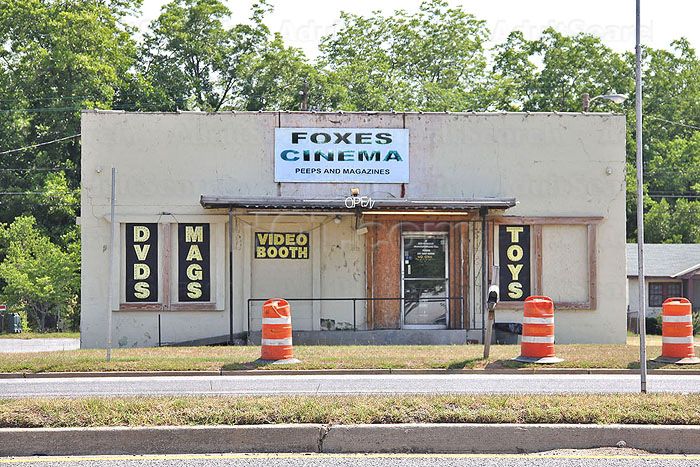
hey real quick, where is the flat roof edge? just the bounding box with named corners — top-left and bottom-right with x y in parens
top-left (200, 195), bottom-right (517, 211)
top-left (81, 109), bottom-right (624, 117)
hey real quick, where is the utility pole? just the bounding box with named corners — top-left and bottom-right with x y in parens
top-left (300, 79), bottom-right (309, 111)
top-left (635, 0), bottom-right (648, 394)
top-left (107, 167), bottom-right (116, 362)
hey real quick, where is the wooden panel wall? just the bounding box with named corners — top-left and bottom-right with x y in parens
top-left (366, 219), bottom-right (401, 329)
top-left (448, 224), bottom-right (461, 328)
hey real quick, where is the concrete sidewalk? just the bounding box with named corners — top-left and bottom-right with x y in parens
top-left (2, 424), bottom-right (699, 456)
top-left (2, 367), bottom-right (700, 378)
top-left (0, 338), bottom-right (79, 353)
top-left (3, 373), bottom-right (700, 397)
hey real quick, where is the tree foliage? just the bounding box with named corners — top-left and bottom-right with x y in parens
top-left (0, 216), bottom-right (79, 331)
top-left (137, 0), bottom-right (302, 112)
top-left (493, 27), bottom-right (632, 112)
top-left (0, 0), bottom-right (139, 239)
top-left (318, 0), bottom-right (491, 111)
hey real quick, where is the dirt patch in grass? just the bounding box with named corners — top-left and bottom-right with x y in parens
top-left (0, 394), bottom-right (698, 428)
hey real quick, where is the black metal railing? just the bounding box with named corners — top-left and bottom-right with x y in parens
top-left (246, 296), bottom-right (465, 332)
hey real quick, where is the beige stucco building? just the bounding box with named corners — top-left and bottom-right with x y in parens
top-left (80, 110), bottom-right (627, 348)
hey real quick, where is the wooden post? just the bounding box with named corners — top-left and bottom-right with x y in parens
top-left (483, 310), bottom-right (495, 358)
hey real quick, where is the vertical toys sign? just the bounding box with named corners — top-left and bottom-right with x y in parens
top-left (178, 224), bottom-right (211, 302)
top-left (125, 223), bottom-right (158, 302)
top-left (498, 225), bottom-right (531, 301)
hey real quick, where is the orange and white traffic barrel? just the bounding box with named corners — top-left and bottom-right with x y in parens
top-left (260, 298), bottom-right (299, 363)
top-left (656, 297), bottom-right (699, 364)
top-left (514, 296), bottom-right (563, 364)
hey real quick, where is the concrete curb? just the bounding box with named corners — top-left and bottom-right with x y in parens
top-left (1, 423), bottom-right (699, 456)
top-left (323, 424), bottom-right (700, 454)
top-left (0, 425), bottom-right (321, 457)
top-left (1, 368), bottom-right (700, 378)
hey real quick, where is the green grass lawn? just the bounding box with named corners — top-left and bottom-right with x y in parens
top-left (0, 342), bottom-right (698, 373)
top-left (1, 394), bottom-right (698, 427)
top-left (626, 334), bottom-right (683, 347)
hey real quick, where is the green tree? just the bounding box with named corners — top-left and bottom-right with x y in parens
top-left (318, 0), bottom-right (491, 111)
top-left (646, 132), bottom-right (700, 197)
top-left (0, 0), bottom-right (140, 239)
top-left (669, 198), bottom-right (700, 242)
top-left (493, 27), bottom-right (632, 111)
top-left (645, 197), bottom-right (700, 244)
top-left (490, 31), bottom-right (537, 111)
top-left (236, 33), bottom-right (344, 111)
top-left (627, 40), bottom-right (700, 242)
top-left (139, 0), bottom-right (272, 111)
top-left (0, 216), bottom-right (79, 331)
top-left (644, 198), bottom-right (675, 243)
top-left (640, 39), bottom-right (700, 149)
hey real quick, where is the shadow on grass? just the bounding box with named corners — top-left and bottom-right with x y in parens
top-left (445, 357), bottom-right (484, 370)
top-left (220, 361), bottom-right (264, 371)
top-left (627, 359), bottom-right (700, 370)
top-left (445, 358), bottom-right (529, 370)
top-left (485, 359), bottom-right (528, 369)
top-left (221, 359), bottom-right (305, 371)
top-left (626, 359), bottom-right (672, 370)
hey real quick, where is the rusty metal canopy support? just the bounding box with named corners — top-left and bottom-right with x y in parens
top-left (200, 195), bottom-right (517, 212)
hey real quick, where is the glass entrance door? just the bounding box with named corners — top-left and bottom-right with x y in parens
top-left (401, 233), bottom-right (449, 328)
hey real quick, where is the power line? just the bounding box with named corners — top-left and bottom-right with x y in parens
top-left (646, 116), bottom-right (700, 131)
top-left (0, 134), bottom-right (81, 156)
top-left (0, 106), bottom-right (83, 114)
top-left (0, 96), bottom-right (102, 104)
top-left (0, 167), bottom-right (80, 172)
top-left (0, 191), bottom-right (62, 195)
top-left (647, 194), bottom-right (700, 199)
top-left (0, 168), bottom-right (77, 172)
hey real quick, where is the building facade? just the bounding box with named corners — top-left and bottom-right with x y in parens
top-left (627, 244), bottom-right (700, 326)
top-left (80, 111), bottom-right (627, 348)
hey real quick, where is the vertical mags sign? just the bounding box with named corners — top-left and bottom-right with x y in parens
top-left (274, 128), bottom-right (409, 183)
top-left (178, 224), bottom-right (211, 302)
top-left (498, 225), bottom-right (531, 301)
top-left (126, 224), bottom-right (158, 302)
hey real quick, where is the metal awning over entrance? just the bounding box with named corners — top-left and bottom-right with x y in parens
top-left (200, 196), bottom-right (517, 212)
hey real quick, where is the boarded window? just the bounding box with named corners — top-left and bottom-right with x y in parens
top-left (541, 225), bottom-right (589, 304)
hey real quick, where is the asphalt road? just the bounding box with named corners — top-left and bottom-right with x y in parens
top-left (0, 338), bottom-right (80, 353)
top-left (2, 373), bottom-right (700, 397)
top-left (1, 452), bottom-right (699, 467)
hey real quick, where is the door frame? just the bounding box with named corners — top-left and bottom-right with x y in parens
top-left (400, 231), bottom-right (450, 329)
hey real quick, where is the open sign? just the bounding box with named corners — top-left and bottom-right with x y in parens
top-left (344, 196), bottom-right (375, 209)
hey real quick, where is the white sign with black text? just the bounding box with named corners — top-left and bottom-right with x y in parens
top-left (274, 128), bottom-right (409, 183)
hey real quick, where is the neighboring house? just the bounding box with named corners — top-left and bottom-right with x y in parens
top-left (627, 244), bottom-right (700, 322)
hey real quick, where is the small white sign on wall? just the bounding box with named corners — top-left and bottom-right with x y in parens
top-left (274, 128), bottom-right (409, 183)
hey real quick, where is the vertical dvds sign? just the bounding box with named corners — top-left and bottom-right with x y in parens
top-left (498, 225), bottom-right (531, 301)
top-left (125, 223), bottom-right (158, 302)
